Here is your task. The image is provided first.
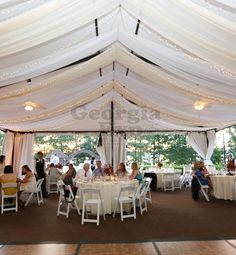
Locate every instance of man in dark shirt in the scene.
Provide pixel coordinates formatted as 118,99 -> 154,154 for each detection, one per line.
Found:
35,151 -> 48,198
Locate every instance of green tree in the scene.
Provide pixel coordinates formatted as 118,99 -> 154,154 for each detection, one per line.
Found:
211,147 -> 224,169
164,134 -> 197,166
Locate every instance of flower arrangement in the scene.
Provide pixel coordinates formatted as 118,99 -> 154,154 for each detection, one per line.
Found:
157,162 -> 163,168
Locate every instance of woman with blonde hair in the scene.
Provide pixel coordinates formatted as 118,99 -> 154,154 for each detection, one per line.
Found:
129,162 -> 143,182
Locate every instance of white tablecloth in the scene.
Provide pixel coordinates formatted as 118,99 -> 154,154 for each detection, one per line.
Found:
211,175 -> 236,200
76,179 -> 139,214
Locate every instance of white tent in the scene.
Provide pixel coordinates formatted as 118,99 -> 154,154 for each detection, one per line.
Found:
0,0 -> 235,169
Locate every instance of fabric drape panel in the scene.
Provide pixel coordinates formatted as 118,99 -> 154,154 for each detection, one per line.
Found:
96,133 -> 112,165
122,0 -> 236,73
13,133 -> 23,175
205,130 -> 216,166
13,133 -> 34,176
102,134 -> 112,165
0,0 -> 119,57
113,133 -> 126,170
0,2 -> 236,132
187,130 -> 216,165
2,131 -> 15,165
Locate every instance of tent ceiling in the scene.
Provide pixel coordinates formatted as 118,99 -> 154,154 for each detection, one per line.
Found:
0,0 -> 235,133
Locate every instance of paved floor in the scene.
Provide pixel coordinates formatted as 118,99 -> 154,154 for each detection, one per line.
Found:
1,240 -> 236,255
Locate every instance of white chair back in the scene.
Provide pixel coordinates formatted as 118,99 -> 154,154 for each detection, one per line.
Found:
1,182 -> 18,214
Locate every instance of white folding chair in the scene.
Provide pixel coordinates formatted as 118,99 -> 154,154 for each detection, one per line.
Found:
47,175 -> 59,194
81,188 -> 105,226
197,177 -> 210,202
113,185 -> 137,221
173,172 -> 182,190
143,177 -> 152,203
25,178 -> 44,206
162,173 -> 174,192
181,170 -> 192,188
1,183 -> 18,214
135,182 -> 150,215
57,180 -> 80,218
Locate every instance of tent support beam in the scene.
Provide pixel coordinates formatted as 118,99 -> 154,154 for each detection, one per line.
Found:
111,101 -> 114,166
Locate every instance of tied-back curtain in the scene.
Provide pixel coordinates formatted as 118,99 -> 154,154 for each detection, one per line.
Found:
187,130 -> 216,165
13,133 -> 35,177
2,130 -> 15,165
113,133 -> 126,170
96,133 -> 112,165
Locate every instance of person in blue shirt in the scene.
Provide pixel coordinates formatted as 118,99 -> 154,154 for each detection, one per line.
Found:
129,162 -> 143,183
196,167 -> 209,185
93,160 -> 105,177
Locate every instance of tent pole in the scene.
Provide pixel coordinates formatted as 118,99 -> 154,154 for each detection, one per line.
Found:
111,101 -> 114,167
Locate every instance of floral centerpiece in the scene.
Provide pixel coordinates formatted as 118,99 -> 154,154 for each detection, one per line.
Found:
157,162 -> 163,169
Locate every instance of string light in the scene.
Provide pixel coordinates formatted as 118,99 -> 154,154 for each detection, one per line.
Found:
24,104 -> 34,111
194,100 -> 206,111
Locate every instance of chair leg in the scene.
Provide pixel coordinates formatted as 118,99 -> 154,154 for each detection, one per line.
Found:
16,194 -> 18,212
73,200 -> 81,215
25,192 -> 33,206
1,196 -> 4,214
201,188 -> 210,202
120,201 -> 124,221
97,203 -> 100,226
81,201 -> 85,224
139,198 -> 143,215
66,203 -> 70,218
57,197 -> 61,216
133,199 -> 136,219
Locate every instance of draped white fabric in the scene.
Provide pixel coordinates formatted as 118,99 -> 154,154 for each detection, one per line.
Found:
113,133 -> 126,170
205,130 -> 217,166
187,130 -> 216,165
13,133 -> 34,176
0,0 -> 235,133
96,133 -> 112,165
2,131 -> 15,165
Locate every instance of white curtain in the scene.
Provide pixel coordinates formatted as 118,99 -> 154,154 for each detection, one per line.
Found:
113,133 -> 126,170
13,133 -> 35,176
187,130 -> 216,165
96,133 -> 112,165
2,130 -> 15,165
205,130 -> 216,166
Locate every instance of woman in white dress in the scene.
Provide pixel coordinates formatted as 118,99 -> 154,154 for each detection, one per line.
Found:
17,165 -> 37,208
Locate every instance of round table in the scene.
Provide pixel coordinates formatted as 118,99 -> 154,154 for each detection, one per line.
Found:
76,179 -> 139,214
211,175 -> 236,200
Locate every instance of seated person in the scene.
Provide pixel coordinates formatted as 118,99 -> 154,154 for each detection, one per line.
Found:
57,163 -> 64,173
192,161 -> 201,176
104,164 -> 113,176
0,165 -> 17,196
17,165 -> 37,191
17,165 -> 37,208
76,163 -> 92,180
196,167 -> 213,190
48,163 -> 61,181
227,153 -> 235,173
93,160 -> 104,177
129,162 -> 143,183
115,162 -> 128,178
63,163 -> 76,186
199,161 -> 210,178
